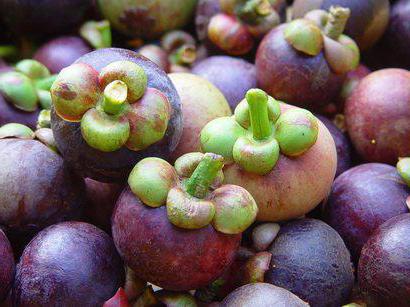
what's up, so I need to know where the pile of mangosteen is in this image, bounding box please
[0,0,409,306]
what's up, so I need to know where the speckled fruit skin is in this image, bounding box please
[0,0,93,36]
[292,0,390,51]
[169,73,231,161]
[324,163,409,263]
[111,187,241,291]
[0,230,14,302]
[98,0,197,39]
[317,115,352,177]
[51,48,183,182]
[266,219,354,307]
[224,104,337,222]
[0,139,85,237]
[255,24,345,111]
[12,221,125,307]
[221,283,308,307]
[358,214,410,307]
[345,69,410,164]
[192,56,257,110]
[0,94,39,128]
[34,36,92,74]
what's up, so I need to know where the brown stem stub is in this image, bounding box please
[324,6,351,40]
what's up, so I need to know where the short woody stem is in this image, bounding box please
[185,153,224,199]
[170,44,197,65]
[324,6,351,40]
[246,89,272,140]
[102,80,128,115]
[237,0,273,23]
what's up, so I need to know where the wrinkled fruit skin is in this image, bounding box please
[0,139,85,237]
[324,163,410,263]
[224,104,336,222]
[112,187,241,291]
[345,69,410,164]
[0,0,93,36]
[358,214,410,307]
[0,230,14,302]
[292,0,390,51]
[192,56,257,110]
[12,222,125,307]
[98,0,197,39]
[169,73,231,161]
[34,36,92,74]
[266,219,354,307]
[51,48,182,182]
[317,115,352,177]
[0,94,39,129]
[256,25,345,111]
[221,283,308,307]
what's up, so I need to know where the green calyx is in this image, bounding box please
[236,0,273,24]
[51,60,171,153]
[80,20,112,49]
[15,59,50,80]
[284,19,324,56]
[397,158,410,188]
[0,123,35,139]
[0,72,38,111]
[128,152,258,234]
[37,109,51,129]
[200,89,319,175]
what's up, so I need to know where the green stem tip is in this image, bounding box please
[324,6,351,40]
[102,80,128,115]
[246,89,272,140]
[185,153,224,199]
[80,20,112,49]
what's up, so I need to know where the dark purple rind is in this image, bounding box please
[0,139,85,236]
[266,219,354,307]
[112,187,241,291]
[0,94,39,129]
[34,36,92,74]
[324,163,409,263]
[12,221,124,307]
[0,230,14,302]
[51,48,182,182]
[358,213,410,307]
[192,56,257,110]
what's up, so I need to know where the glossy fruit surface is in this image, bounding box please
[0,230,14,302]
[12,221,124,306]
[358,214,410,307]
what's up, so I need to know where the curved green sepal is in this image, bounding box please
[80,20,112,49]
[211,184,258,234]
[37,109,51,129]
[284,19,324,56]
[81,108,130,152]
[128,158,177,207]
[15,59,50,79]
[0,72,38,111]
[0,123,35,139]
[397,158,410,188]
[275,109,319,157]
[34,75,58,91]
[37,89,52,110]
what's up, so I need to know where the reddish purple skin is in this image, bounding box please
[345,69,410,164]
[358,214,410,307]
[317,115,352,177]
[0,230,14,302]
[195,0,221,42]
[12,222,125,307]
[51,48,182,182]
[112,187,241,291]
[256,24,345,111]
[265,219,354,307]
[324,163,410,263]
[0,139,85,237]
[0,94,39,128]
[192,56,257,109]
[33,36,92,74]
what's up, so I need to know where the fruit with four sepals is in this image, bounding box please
[256,6,360,111]
[12,221,125,306]
[169,73,231,161]
[50,48,182,182]
[0,230,14,302]
[112,152,258,290]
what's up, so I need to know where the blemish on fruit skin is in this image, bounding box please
[56,84,77,100]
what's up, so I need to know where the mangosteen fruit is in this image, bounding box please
[112,152,258,290]
[50,48,182,182]
[138,45,170,73]
[12,221,125,306]
[0,230,14,302]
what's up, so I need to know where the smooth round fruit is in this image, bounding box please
[51,48,182,182]
[34,36,92,74]
[266,219,354,307]
[358,214,410,307]
[192,56,257,110]
[112,187,241,291]
[0,230,14,302]
[221,283,308,307]
[169,73,231,160]
[12,222,124,306]
[345,69,410,164]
